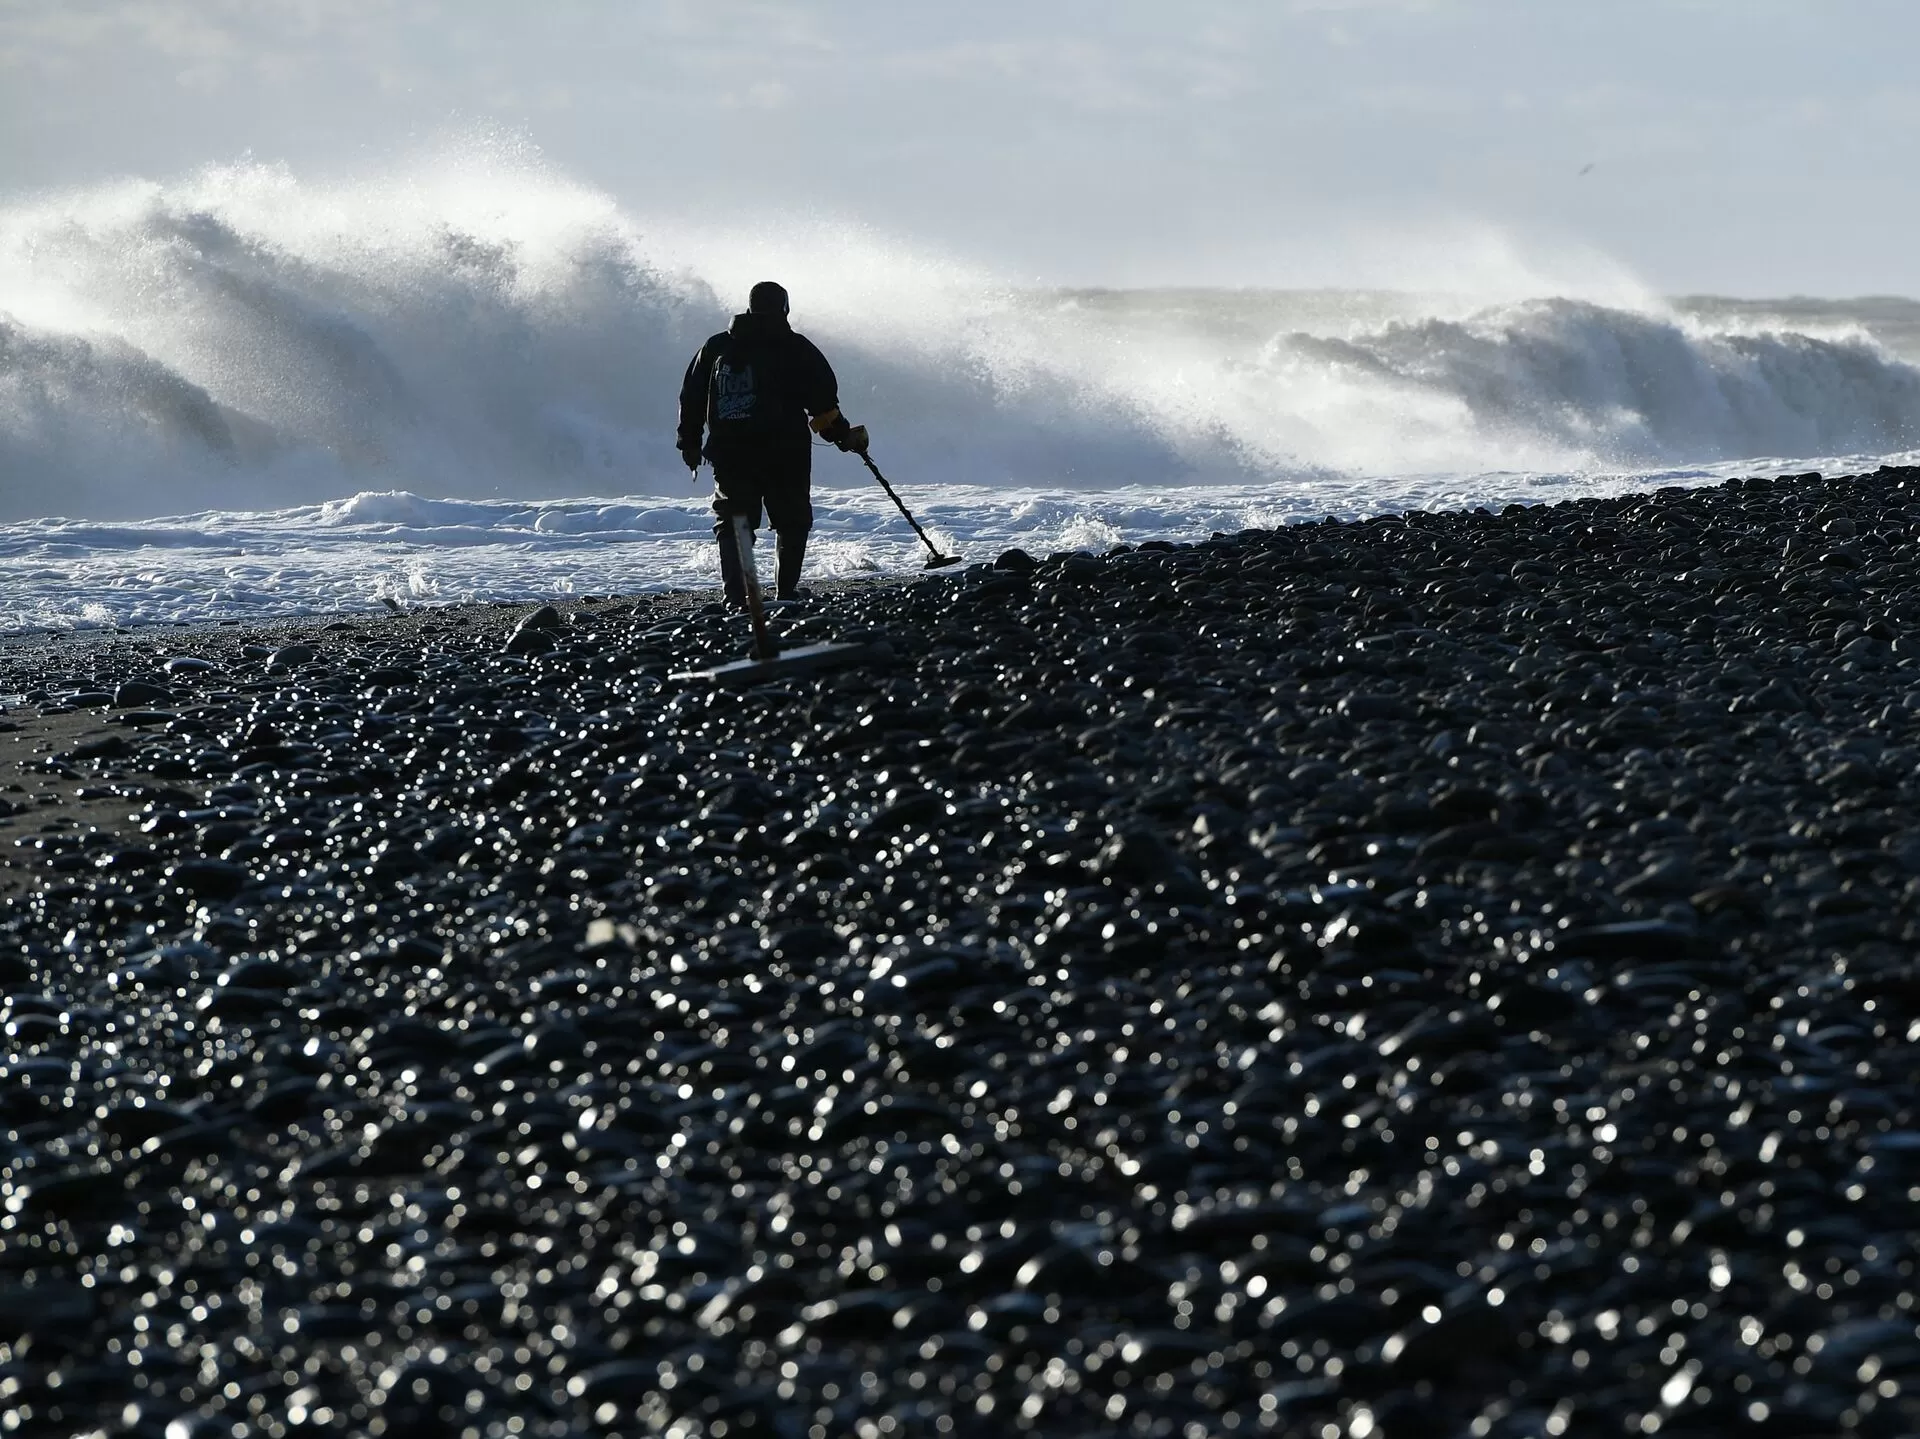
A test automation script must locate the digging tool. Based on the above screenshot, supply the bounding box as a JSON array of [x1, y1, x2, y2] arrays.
[[859, 452, 961, 569], [671, 513, 879, 685]]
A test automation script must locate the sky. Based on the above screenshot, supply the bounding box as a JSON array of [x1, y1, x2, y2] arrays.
[[2, 0, 1918, 296]]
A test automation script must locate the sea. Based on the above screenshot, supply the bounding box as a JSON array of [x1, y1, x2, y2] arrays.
[[3, 156, 1918, 634]]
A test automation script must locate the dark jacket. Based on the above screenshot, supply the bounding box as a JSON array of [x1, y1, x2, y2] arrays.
[[677, 312, 840, 475]]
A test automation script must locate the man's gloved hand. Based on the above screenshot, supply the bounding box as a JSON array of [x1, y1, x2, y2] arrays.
[[811, 407, 867, 452], [678, 442, 701, 473]]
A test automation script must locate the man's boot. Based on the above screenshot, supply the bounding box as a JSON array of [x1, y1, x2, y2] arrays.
[[775, 529, 808, 601], [714, 519, 748, 607]]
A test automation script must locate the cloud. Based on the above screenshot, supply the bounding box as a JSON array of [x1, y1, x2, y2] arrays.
[[0, 0, 377, 84]]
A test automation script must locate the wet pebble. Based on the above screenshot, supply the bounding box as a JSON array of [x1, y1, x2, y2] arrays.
[[6, 468, 1920, 1435]]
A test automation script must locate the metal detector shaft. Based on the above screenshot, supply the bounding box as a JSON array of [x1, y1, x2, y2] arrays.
[[729, 514, 779, 662], [860, 453, 946, 562], [673, 512, 879, 684]]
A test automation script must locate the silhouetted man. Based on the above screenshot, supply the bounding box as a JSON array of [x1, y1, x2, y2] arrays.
[[677, 282, 867, 604]]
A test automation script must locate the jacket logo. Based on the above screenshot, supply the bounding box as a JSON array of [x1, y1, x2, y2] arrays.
[[714, 362, 756, 421]]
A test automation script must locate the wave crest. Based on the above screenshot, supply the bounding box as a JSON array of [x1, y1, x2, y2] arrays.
[[1267, 298, 1920, 469], [1, 155, 1918, 520]]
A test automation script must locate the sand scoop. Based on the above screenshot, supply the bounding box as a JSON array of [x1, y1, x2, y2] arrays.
[[672, 514, 880, 685]]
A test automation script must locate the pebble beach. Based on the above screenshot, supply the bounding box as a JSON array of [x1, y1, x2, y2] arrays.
[[7, 466, 1920, 1436]]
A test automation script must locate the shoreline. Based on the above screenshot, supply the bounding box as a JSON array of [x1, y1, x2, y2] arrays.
[[0, 455, 1869, 646], [0, 571, 911, 678], [7, 463, 1920, 1433], [0, 575, 908, 891]]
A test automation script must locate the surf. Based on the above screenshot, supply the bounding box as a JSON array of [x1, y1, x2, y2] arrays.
[[4, 152, 1920, 524]]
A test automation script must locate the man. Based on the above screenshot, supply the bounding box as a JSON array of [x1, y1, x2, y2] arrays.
[[676, 281, 868, 605]]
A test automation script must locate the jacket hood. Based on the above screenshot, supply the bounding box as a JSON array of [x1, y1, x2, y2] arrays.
[[729, 311, 792, 338]]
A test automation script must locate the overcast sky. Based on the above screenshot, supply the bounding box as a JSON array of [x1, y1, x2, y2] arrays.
[[2, 0, 1916, 296]]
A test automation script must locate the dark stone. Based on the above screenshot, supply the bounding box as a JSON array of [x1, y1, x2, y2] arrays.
[[67, 733, 130, 761], [1338, 693, 1411, 721], [164, 859, 250, 899], [113, 680, 172, 708], [1554, 918, 1698, 960]]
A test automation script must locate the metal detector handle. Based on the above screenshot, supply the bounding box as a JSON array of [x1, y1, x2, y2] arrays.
[[860, 451, 944, 561]]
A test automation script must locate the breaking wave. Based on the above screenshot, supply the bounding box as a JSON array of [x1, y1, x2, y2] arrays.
[[2, 150, 1919, 524]]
